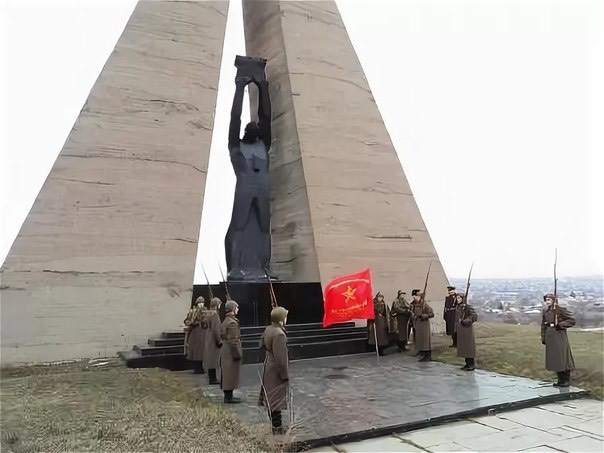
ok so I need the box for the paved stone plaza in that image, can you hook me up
[198,353,589,449]
[313,399,604,452]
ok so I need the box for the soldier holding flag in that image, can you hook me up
[367,291,390,355]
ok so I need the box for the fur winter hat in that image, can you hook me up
[270,306,288,325]
[225,300,239,313]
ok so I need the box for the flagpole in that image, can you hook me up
[372,320,380,358]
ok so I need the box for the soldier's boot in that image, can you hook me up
[553,372,563,387]
[558,371,571,388]
[450,333,457,347]
[208,369,219,385]
[271,411,285,435]
[419,351,431,362]
[193,361,204,374]
[398,341,407,352]
[223,390,242,404]
[464,358,475,371]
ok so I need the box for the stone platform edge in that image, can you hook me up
[288,389,591,452]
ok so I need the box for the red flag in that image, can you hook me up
[322,269,374,328]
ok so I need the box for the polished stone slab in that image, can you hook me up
[315,399,603,452]
[198,353,587,450]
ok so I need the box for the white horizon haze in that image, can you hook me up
[1,0,602,283]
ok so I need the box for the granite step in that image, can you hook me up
[161,321,358,339]
[149,326,365,347]
[119,322,370,369]
[120,336,370,369]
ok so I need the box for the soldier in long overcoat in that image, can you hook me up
[183,305,196,356]
[220,300,243,403]
[454,293,478,371]
[411,289,434,361]
[368,292,390,354]
[391,290,412,351]
[201,297,223,385]
[541,293,575,387]
[258,306,290,435]
[444,285,457,347]
[185,296,205,374]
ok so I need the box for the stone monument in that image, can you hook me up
[1,0,449,365]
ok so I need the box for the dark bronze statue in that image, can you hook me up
[225,56,275,282]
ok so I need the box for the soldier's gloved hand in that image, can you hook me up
[461,320,471,327]
[555,325,564,331]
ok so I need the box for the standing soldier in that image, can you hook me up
[186,296,205,374]
[444,285,457,347]
[368,292,390,355]
[454,293,478,371]
[391,290,412,351]
[541,293,575,387]
[411,289,434,362]
[202,297,223,385]
[259,306,290,435]
[183,302,197,357]
[220,300,243,403]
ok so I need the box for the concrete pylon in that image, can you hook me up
[242,0,449,328]
[0,0,229,364]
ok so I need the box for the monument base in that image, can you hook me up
[118,281,370,369]
[119,321,369,368]
[192,281,324,327]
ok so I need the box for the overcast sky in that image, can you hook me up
[1,0,602,283]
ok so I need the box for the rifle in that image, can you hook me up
[420,261,432,308]
[201,264,214,301]
[554,248,558,325]
[217,262,232,301]
[264,268,278,308]
[464,262,474,306]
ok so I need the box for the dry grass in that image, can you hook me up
[0,358,268,452]
[432,322,604,399]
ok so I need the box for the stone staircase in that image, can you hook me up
[119,322,368,370]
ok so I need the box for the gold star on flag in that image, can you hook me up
[342,286,357,303]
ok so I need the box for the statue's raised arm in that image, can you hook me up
[256,79,271,150]
[228,76,247,150]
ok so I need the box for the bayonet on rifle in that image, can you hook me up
[217,262,232,301]
[421,261,432,306]
[201,264,214,301]
[554,248,558,325]
[264,268,278,308]
[464,262,474,305]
